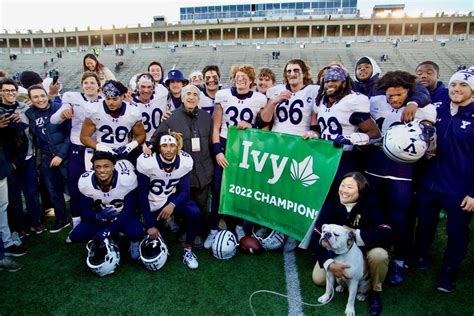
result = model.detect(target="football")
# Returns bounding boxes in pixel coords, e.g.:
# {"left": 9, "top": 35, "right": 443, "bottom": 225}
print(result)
{"left": 239, "top": 235, "right": 261, "bottom": 254}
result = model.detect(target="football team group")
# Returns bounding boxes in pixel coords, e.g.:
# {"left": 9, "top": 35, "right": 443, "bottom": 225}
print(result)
{"left": 0, "top": 51, "right": 473, "bottom": 315}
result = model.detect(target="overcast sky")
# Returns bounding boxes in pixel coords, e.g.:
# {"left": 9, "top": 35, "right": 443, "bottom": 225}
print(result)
{"left": 1, "top": 0, "right": 472, "bottom": 32}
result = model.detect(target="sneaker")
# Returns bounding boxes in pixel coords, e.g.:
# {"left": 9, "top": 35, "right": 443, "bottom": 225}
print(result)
{"left": 18, "top": 230, "right": 30, "bottom": 239}
{"left": 193, "top": 236, "right": 204, "bottom": 249}
{"left": 65, "top": 235, "right": 72, "bottom": 244}
{"left": 4, "top": 244, "right": 27, "bottom": 257}
{"left": 235, "top": 225, "right": 245, "bottom": 242}
{"left": 44, "top": 208, "right": 55, "bottom": 217}
{"left": 204, "top": 230, "right": 218, "bottom": 249}
{"left": 368, "top": 292, "right": 383, "bottom": 316}
{"left": 11, "top": 232, "right": 23, "bottom": 246}
{"left": 0, "top": 257, "right": 23, "bottom": 272}
{"left": 129, "top": 241, "right": 140, "bottom": 260}
{"left": 436, "top": 268, "right": 456, "bottom": 293}
{"left": 284, "top": 236, "right": 298, "bottom": 253}
{"left": 388, "top": 262, "right": 405, "bottom": 285}
{"left": 183, "top": 249, "right": 199, "bottom": 269}
{"left": 30, "top": 224, "right": 48, "bottom": 235}
{"left": 166, "top": 217, "right": 180, "bottom": 233}
{"left": 49, "top": 221, "right": 71, "bottom": 233}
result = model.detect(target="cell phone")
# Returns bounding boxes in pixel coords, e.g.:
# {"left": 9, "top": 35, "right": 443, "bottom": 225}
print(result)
{"left": 51, "top": 69, "right": 59, "bottom": 85}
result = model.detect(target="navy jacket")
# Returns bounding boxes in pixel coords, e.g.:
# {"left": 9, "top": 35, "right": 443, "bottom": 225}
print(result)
{"left": 25, "top": 102, "right": 71, "bottom": 158}
{"left": 429, "top": 81, "right": 450, "bottom": 108}
{"left": 313, "top": 191, "right": 392, "bottom": 267}
{"left": 421, "top": 101, "right": 474, "bottom": 199}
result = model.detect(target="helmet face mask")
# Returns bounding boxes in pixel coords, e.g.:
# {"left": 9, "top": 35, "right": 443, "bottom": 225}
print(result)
{"left": 383, "top": 120, "right": 434, "bottom": 163}
{"left": 139, "top": 236, "right": 169, "bottom": 271}
{"left": 212, "top": 230, "right": 238, "bottom": 260}
{"left": 86, "top": 238, "right": 121, "bottom": 277}
{"left": 252, "top": 227, "right": 286, "bottom": 251}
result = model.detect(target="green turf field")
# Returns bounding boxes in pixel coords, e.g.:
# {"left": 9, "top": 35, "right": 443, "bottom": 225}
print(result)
{"left": 1, "top": 218, "right": 473, "bottom": 315}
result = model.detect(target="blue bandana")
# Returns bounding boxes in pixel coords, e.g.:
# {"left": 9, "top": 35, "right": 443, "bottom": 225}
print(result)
{"left": 103, "top": 80, "right": 123, "bottom": 97}
{"left": 324, "top": 67, "right": 348, "bottom": 82}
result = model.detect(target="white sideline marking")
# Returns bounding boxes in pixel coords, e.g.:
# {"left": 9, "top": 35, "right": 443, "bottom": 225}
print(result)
{"left": 284, "top": 251, "right": 304, "bottom": 316}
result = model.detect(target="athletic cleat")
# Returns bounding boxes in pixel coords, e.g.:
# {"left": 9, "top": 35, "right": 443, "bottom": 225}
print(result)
{"left": 49, "top": 221, "right": 71, "bottom": 233}
{"left": 183, "top": 249, "right": 199, "bottom": 269}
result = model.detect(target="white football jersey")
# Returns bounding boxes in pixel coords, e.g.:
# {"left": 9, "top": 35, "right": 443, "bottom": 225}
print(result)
{"left": 86, "top": 101, "right": 142, "bottom": 149}
{"left": 267, "top": 84, "right": 319, "bottom": 136}
{"left": 78, "top": 168, "right": 137, "bottom": 214}
{"left": 51, "top": 92, "right": 102, "bottom": 145}
{"left": 215, "top": 88, "right": 267, "bottom": 139}
{"left": 370, "top": 95, "right": 437, "bottom": 136}
{"left": 136, "top": 151, "right": 194, "bottom": 211}
{"left": 315, "top": 92, "right": 370, "bottom": 141}
{"left": 198, "top": 90, "right": 216, "bottom": 116}
{"left": 130, "top": 94, "right": 168, "bottom": 141}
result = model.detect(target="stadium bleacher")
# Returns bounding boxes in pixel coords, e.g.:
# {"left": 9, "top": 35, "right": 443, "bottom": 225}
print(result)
{"left": 1, "top": 40, "right": 472, "bottom": 91}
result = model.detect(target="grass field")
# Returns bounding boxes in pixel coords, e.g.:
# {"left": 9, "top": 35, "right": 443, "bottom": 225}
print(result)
{"left": 1, "top": 217, "right": 473, "bottom": 316}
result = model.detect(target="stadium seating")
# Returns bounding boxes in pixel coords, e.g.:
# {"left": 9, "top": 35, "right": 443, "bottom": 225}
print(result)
{"left": 1, "top": 40, "right": 472, "bottom": 92}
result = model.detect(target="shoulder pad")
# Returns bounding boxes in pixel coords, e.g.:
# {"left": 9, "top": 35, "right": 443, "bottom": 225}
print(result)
{"left": 78, "top": 171, "right": 95, "bottom": 196}
{"left": 117, "top": 170, "right": 138, "bottom": 190}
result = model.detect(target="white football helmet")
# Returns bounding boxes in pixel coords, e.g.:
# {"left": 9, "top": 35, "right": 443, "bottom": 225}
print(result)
{"left": 383, "top": 120, "right": 435, "bottom": 163}
{"left": 139, "top": 236, "right": 169, "bottom": 271}
{"left": 86, "top": 238, "right": 120, "bottom": 277}
{"left": 252, "top": 227, "right": 286, "bottom": 251}
{"left": 212, "top": 230, "right": 238, "bottom": 260}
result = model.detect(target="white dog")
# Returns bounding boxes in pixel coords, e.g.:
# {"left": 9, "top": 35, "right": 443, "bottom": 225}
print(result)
{"left": 317, "top": 224, "right": 370, "bottom": 316}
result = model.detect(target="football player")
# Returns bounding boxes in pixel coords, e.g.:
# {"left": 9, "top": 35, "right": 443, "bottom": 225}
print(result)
{"left": 415, "top": 61, "right": 450, "bottom": 107}
{"left": 208, "top": 64, "right": 267, "bottom": 246}
{"left": 257, "top": 59, "right": 319, "bottom": 251}
{"left": 165, "top": 69, "right": 189, "bottom": 109}
{"left": 80, "top": 80, "right": 146, "bottom": 164}
{"left": 256, "top": 68, "right": 276, "bottom": 95}
{"left": 50, "top": 72, "right": 103, "bottom": 229}
{"left": 137, "top": 131, "right": 200, "bottom": 269}
{"left": 69, "top": 151, "right": 143, "bottom": 260}
{"left": 366, "top": 71, "right": 436, "bottom": 285}
{"left": 314, "top": 66, "right": 381, "bottom": 194}
{"left": 130, "top": 73, "right": 169, "bottom": 141}
{"left": 198, "top": 65, "right": 221, "bottom": 116}
{"left": 259, "top": 59, "right": 319, "bottom": 137}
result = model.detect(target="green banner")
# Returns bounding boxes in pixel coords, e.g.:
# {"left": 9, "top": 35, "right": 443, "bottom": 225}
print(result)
{"left": 220, "top": 127, "right": 342, "bottom": 242}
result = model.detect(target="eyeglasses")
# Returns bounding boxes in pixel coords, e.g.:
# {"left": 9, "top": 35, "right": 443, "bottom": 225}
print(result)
{"left": 2, "top": 89, "right": 17, "bottom": 94}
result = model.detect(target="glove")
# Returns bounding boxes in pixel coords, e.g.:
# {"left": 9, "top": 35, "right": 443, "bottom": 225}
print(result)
{"left": 333, "top": 135, "right": 352, "bottom": 148}
{"left": 96, "top": 207, "right": 119, "bottom": 223}
{"left": 113, "top": 140, "right": 138, "bottom": 159}
{"left": 94, "top": 229, "right": 111, "bottom": 243}
{"left": 96, "top": 143, "right": 115, "bottom": 154}
{"left": 421, "top": 124, "right": 437, "bottom": 158}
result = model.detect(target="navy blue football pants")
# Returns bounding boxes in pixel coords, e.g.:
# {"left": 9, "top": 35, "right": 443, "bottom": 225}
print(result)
{"left": 69, "top": 215, "right": 143, "bottom": 242}
{"left": 366, "top": 174, "right": 412, "bottom": 260}
{"left": 156, "top": 199, "right": 201, "bottom": 246}
{"left": 67, "top": 144, "right": 88, "bottom": 218}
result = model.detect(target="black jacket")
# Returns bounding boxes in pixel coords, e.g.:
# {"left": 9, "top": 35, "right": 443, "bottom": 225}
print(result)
{"left": 152, "top": 106, "right": 213, "bottom": 188}
{"left": 312, "top": 191, "right": 392, "bottom": 267}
